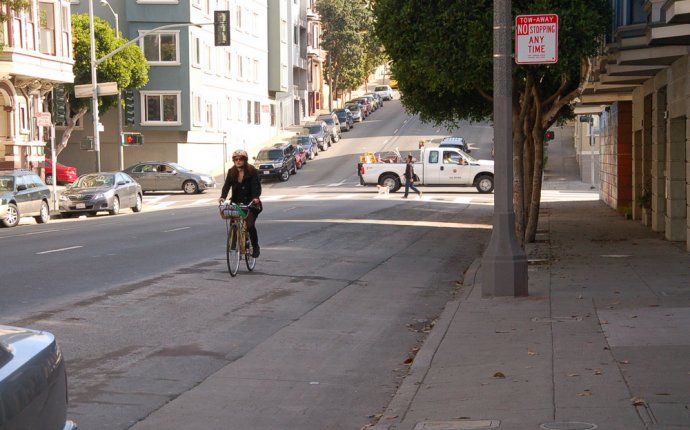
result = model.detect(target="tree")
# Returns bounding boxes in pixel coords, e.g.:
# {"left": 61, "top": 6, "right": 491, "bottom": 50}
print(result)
{"left": 373, "top": 0, "right": 610, "bottom": 243}
{"left": 56, "top": 14, "right": 149, "bottom": 155}
{"left": 316, "top": 0, "right": 372, "bottom": 100}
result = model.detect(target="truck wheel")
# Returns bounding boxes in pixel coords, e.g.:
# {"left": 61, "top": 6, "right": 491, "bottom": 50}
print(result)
{"left": 476, "top": 175, "right": 494, "bottom": 193}
{"left": 379, "top": 174, "right": 401, "bottom": 193}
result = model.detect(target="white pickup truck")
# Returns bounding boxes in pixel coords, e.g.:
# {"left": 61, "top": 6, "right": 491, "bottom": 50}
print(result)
{"left": 358, "top": 147, "right": 495, "bottom": 193}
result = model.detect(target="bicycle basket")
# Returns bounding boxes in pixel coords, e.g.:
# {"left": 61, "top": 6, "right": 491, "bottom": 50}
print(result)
{"left": 220, "top": 204, "right": 247, "bottom": 219}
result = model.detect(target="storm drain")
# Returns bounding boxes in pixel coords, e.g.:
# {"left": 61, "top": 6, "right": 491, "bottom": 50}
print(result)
{"left": 414, "top": 420, "right": 500, "bottom": 429}
{"left": 539, "top": 422, "right": 597, "bottom": 430}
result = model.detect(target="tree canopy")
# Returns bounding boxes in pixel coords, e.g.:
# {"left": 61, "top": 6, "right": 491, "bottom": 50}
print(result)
{"left": 373, "top": 0, "right": 610, "bottom": 242}
{"left": 56, "top": 14, "right": 149, "bottom": 154}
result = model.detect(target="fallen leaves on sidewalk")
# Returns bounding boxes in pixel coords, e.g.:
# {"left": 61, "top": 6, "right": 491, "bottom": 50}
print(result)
{"left": 618, "top": 359, "right": 630, "bottom": 364}
{"left": 577, "top": 390, "right": 593, "bottom": 396}
{"left": 528, "top": 350, "right": 538, "bottom": 356}
{"left": 567, "top": 373, "right": 580, "bottom": 377}
{"left": 493, "top": 372, "right": 506, "bottom": 379}
{"left": 631, "top": 397, "right": 647, "bottom": 406}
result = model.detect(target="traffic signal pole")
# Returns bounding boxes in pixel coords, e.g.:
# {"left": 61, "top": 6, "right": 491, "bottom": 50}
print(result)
{"left": 117, "top": 91, "right": 124, "bottom": 170}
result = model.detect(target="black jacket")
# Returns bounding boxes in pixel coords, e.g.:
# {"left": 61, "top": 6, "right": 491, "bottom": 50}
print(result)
{"left": 404, "top": 161, "right": 415, "bottom": 180}
{"left": 220, "top": 165, "right": 262, "bottom": 205}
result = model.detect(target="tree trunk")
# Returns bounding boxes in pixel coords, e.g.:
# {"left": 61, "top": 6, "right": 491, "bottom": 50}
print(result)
{"left": 525, "top": 85, "right": 545, "bottom": 244}
{"left": 56, "top": 105, "right": 88, "bottom": 156}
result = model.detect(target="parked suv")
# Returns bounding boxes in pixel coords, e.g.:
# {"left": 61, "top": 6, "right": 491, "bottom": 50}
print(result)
{"left": 254, "top": 143, "right": 298, "bottom": 182}
{"left": 316, "top": 113, "right": 342, "bottom": 143}
{"left": 333, "top": 108, "right": 354, "bottom": 131}
{"left": 439, "top": 136, "right": 470, "bottom": 153}
{"left": 0, "top": 169, "right": 51, "bottom": 227}
{"left": 302, "top": 121, "right": 332, "bottom": 150}
{"left": 374, "top": 85, "right": 394, "bottom": 101}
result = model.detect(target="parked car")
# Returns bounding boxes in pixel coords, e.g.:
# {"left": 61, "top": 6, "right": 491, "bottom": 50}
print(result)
{"left": 316, "top": 113, "right": 342, "bottom": 143}
{"left": 301, "top": 121, "right": 332, "bottom": 150}
{"left": 333, "top": 108, "right": 354, "bottom": 131}
{"left": 59, "top": 172, "right": 143, "bottom": 217}
{"left": 439, "top": 136, "right": 470, "bottom": 153}
{"left": 345, "top": 103, "right": 364, "bottom": 122}
{"left": 374, "top": 84, "right": 394, "bottom": 101}
{"left": 389, "top": 77, "right": 398, "bottom": 89}
{"left": 363, "top": 95, "right": 379, "bottom": 111}
{"left": 0, "top": 169, "right": 51, "bottom": 227}
{"left": 42, "top": 159, "right": 78, "bottom": 185}
{"left": 289, "top": 135, "right": 319, "bottom": 159}
{"left": 254, "top": 143, "right": 297, "bottom": 182}
{"left": 123, "top": 161, "right": 216, "bottom": 194}
{"left": 364, "top": 93, "right": 383, "bottom": 109}
{"left": 291, "top": 143, "right": 308, "bottom": 169}
{"left": 348, "top": 98, "right": 372, "bottom": 116}
{"left": 0, "top": 325, "right": 77, "bottom": 430}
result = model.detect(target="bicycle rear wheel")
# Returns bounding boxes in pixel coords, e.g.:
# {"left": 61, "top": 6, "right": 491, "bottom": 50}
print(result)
{"left": 226, "top": 224, "right": 240, "bottom": 276}
{"left": 245, "top": 238, "right": 256, "bottom": 271}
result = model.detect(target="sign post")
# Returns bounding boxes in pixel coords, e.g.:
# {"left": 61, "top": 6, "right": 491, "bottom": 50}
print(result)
{"left": 515, "top": 14, "right": 558, "bottom": 65}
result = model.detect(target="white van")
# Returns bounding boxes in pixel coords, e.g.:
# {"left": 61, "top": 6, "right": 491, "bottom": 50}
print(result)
{"left": 374, "top": 85, "right": 394, "bottom": 101}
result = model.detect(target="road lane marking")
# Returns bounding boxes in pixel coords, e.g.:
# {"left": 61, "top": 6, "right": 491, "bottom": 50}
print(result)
{"left": 0, "top": 228, "right": 65, "bottom": 239}
{"left": 268, "top": 218, "right": 493, "bottom": 230}
{"left": 36, "top": 245, "right": 83, "bottom": 255}
{"left": 327, "top": 179, "right": 347, "bottom": 187}
{"left": 164, "top": 227, "right": 190, "bottom": 233}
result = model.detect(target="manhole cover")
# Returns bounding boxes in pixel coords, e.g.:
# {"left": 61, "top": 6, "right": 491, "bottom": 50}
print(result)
{"left": 540, "top": 422, "right": 597, "bottom": 430}
{"left": 415, "top": 420, "right": 500, "bottom": 430}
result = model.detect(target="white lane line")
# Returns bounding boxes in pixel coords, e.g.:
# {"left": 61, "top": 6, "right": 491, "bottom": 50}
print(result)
{"left": 453, "top": 197, "right": 472, "bottom": 204}
{"left": 261, "top": 195, "right": 286, "bottom": 201}
{"left": 327, "top": 179, "right": 347, "bottom": 187}
{"left": 0, "top": 228, "right": 65, "bottom": 240}
{"left": 181, "top": 198, "right": 214, "bottom": 207}
{"left": 164, "top": 227, "right": 190, "bottom": 233}
{"left": 148, "top": 201, "right": 177, "bottom": 208}
{"left": 36, "top": 245, "right": 83, "bottom": 255}
{"left": 334, "top": 194, "right": 356, "bottom": 199}
{"left": 143, "top": 195, "right": 167, "bottom": 203}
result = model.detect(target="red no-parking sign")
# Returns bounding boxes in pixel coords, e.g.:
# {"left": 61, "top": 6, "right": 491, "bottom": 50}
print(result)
{"left": 515, "top": 14, "right": 558, "bottom": 64}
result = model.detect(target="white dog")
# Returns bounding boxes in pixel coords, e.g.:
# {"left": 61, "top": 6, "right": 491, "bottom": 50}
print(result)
{"left": 376, "top": 185, "right": 390, "bottom": 196}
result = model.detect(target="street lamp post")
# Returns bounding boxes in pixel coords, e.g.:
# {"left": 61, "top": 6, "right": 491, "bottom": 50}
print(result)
{"left": 100, "top": 0, "right": 124, "bottom": 170}
{"left": 88, "top": 0, "right": 101, "bottom": 172}
{"left": 481, "top": 0, "right": 528, "bottom": 296}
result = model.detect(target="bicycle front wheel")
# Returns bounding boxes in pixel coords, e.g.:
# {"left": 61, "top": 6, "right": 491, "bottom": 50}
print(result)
{"left": 226, "top": 224, "right": 241, "bottom": 276}
{"left": 245, "top": 238, "right": 256, "bottom": 271}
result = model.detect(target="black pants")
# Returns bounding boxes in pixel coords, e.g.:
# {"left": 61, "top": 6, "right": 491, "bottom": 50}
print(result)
{"left": 245, "top": 208, "right": 260, "bottom": 247}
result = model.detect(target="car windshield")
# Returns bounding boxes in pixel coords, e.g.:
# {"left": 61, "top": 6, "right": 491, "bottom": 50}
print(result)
{"left": 346, "top": 105, "right": 359, "bottom": 111}
{"left": 168, "top": 163, "right": 188, "bottom": 172}
{"left": 304, "top": 125, "right": 322, "bottom": 134}
{"left": 374, "top": 86, "right": 387, "bottom": 91}
{"left": 318, "top": 117, "right": 334, "bottom": 125}
{"left": 290, "top": 136, "right": 312, "bottom": 146}
{"left": 73, "top": 174, "right": 114, "bottom": 188}
{"left": 0, "top": 176, "right": 15, "bottom": 191}
{"left": 335, "top": 112, "right": 347, "bottom": 119}
{"left": 256, "top": 150, "right": 283, "bottom": 161}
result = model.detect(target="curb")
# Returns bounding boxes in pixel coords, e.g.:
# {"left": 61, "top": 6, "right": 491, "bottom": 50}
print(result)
{"left": 369, "top": 258, "right": 482, "bottom": 430}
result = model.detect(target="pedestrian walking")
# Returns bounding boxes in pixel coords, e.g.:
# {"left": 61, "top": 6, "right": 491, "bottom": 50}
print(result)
{"left": 402, "top": 154, "right": 422, "bottom": 199}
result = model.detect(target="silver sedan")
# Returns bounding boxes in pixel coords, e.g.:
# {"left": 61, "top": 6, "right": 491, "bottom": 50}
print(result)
{"left": 123, "top": 161, "right": 216, "bottom": 194}
{"left": 59, "top": 172, "right": 143, "bottom": 217}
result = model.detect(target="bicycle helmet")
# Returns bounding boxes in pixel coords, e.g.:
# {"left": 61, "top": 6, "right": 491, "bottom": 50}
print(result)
{"left": 232, "top": 149, "right": 248, "bottom": 160}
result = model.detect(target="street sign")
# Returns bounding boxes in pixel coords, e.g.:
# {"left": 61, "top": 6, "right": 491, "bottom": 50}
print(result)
{"left": 35, "top": 112, "right": 51, "bottom": 127}
{"left": 515, "top": 14, "right": 558, "bottom": 65}
{"left": 74, "top": 82, "right": 120, "bottom": 98}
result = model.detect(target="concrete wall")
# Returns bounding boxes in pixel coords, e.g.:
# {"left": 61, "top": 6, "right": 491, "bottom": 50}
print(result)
{"left": 601, "top": 102, "right": 633, "bottom": 211}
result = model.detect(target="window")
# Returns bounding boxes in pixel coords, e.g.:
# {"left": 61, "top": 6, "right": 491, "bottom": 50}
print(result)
{"left": 254, "top": 101, "right": 260, "bottom": 125}
{"left": 226, "top": 96, "right": 232, "bottom": 120}
{"left": 293, "top": 26, "right": 298, "bottom": 44}
{"left": 253, "top": 59, "right": 259, "bottom": 82}
{"left": 204, "top": 44, "right": 212, "bottom": 72}
{"left": 225, "top": 52, "right": 232, "bottom": 78}
{"left": 252, "top": 12, "right": 259, "bottom": 36}
{"left": 192, "top": 94, "right": 203, "bottom": 126}
{"left": 206, "top": 102, "right": 215, "bottom": 130}
{"left": 26, "top": 5, "right": 35, "bottom": 50}
{"left": 141, "top": 31, "right": 179, "bottom": 64}
{"left": 38, "top": 2, "right": 55, "bottom": 55}
{"left": 60, "top": 5, "right": 69, "bottom": 56}
{"left": 280, "top": 19, "right": 287, "bottom": 43}
{"left": 236, "top": 5, "right": 243, "bottom": 30}
{"left": 428, "top": 151, "right": 439, "bottom": 164}
{"left": 237, "top": 99, "right": 242, "bottom": 121}
{"left": 142, "top": 92, "right": 181, "bottom": 125}
{"left": 246, "top": 100, "right": 252, "bottom": 124}
{"left": 191, "top": 36, "right": 201, "bottom": 67}
{"left": 270, "top": 104, "right": 276, "bottom": 126}
{"left": 237, "top": 55, "right": 244, "bottom": 80}
{"left": 203, "top": 0, "right": 212, "bottom": 16}
{"left": 281, "top": 65, "right": 288, "bottom": 88}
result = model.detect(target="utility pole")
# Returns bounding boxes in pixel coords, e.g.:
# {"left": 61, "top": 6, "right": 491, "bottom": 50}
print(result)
{"left": 88, "top": 0, "right": 101, "bottom": 172}
{"left": 481, "top": 0, "right": 528, "bottom": 296}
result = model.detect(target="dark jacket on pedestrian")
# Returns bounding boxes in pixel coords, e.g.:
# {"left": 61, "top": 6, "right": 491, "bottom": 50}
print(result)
{"left": 404, "top": 160, "right": 415, "bottom": 181}
{"left": 220, "top": 164, "right": 262, "bottom": 206}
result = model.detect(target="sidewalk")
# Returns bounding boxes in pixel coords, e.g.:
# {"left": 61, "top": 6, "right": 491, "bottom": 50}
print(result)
{"left": 372, "top": 133, "right": 690, "bottom": 429}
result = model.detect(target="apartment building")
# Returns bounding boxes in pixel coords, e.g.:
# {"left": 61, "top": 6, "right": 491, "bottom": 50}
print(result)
{"left": 579, "top": 0, "right": 690, "bottom": 251}
{"left": 0, "top": 0, "right": 74, "bottom": 170}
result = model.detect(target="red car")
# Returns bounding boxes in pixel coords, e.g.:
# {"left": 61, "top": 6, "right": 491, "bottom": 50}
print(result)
{"left": 291, "top": 144, "right": 308, "bottom": 169}
{"left": 42, "top": 159, "right": 78, "bottom": 185}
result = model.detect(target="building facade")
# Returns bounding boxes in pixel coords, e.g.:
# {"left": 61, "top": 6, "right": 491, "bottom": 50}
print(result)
{"left": 64, "top": 0, "right": 311, "bottom": 178}
{"left": 306, "top": 0, "right": 327, "bottom": 115}
{"left": 580, "top": 0, "right": 690, "bottom": 251}
{"left": 0, "top": 0, "right": 74, "bottom": 171}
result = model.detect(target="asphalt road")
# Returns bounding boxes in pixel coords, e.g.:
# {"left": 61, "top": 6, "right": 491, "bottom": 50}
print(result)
{"left": 1, "top": 101, "right": 497, "bottom": 429}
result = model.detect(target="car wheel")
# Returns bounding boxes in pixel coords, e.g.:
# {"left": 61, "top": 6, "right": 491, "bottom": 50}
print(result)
{"left": 291, "top": 162, "right": 297, "bottom": 174}
{"left": 379, "top": 174, "right": 401, "bottom": 193}
{"left": 109, "top": 196, "right": 120, "bottom": 215}
{"left": 476, "top": 175, "right": 494, "bottom": 194}
{"left": 279, "top": 169, "right": 290, "bottom": 182}
{"left": 132, "top": 194, "right": 143, "bottom": 213}
{"left": 34, "top": 200, "right": 50, "bottom": 224}
{"left": 183, "top": 180, "right": 199, "bottom": 194}
{"left": 1, "top": 203, "right": 19, "bottom": 227}
{"left": 45, "top": 175, "right": 53, "bottom": 185}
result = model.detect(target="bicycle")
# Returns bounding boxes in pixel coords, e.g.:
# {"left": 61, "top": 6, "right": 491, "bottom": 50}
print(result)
{"left": 219, "top": 202, "right": 257, "bottom": 276}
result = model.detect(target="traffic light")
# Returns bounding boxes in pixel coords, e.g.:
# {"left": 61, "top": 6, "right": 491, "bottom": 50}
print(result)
{"left": 121, "top": 132, "right": 143, "bottom": 146}
{"left": 214, "top": 10, "right": 231, "bottom": 46}
{"left": 545, "top": 130, "right": 555, "bottom": 141}
{"left": 124, "top": 89, "right": 135, "bottom": 126}
{"left": 53, "top": 85, "right": 66, "bottom": 125}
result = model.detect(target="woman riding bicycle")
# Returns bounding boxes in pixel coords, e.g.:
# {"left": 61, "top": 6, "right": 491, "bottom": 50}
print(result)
{"left": 219, "top": 149, "right": 262, "bottom": 258}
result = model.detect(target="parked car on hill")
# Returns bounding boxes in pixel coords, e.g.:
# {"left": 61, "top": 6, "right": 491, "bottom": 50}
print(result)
{"left": 345, "top": 103, "right": 364, "bottom": 122}
{"left": 348, "top": 98, "right": 372, "bottom": 116}
{"left": 301, "top": 121, "right": 332, "bottom": 150}
{"left": 316, "top": 113, "right": 342, "bottom": 143}
{"left": 289, "top": 135, "right": 319, "bottom": 160}
{"left": 291, "top": 143, "right": 308, "bottom": 169}
{"left": 123, "top": 161, "right": 216, "bottom": 194}
{"left": 41, "top": 159, "right": 77, "bottom": 185}
{"left": 59, "top": 172, "right": 143, "bottom": 217}
{"left": 374, "top": 85, "right": 394, "bottom": 101}
{"left": 333, "top": 108, "right": 354, "bottom": 131}
{"left": 365, "top": 93, "right": 384, "bottom": 109}
{"left": 0, "top": 169, "right": 51, "bottom": 227}
{"left": 254, "top": 143, "right": 297, "bottom": 182}
{"left": 0, "top": 325, "right": 77, "bottom": 430}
